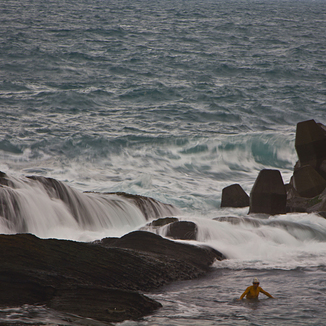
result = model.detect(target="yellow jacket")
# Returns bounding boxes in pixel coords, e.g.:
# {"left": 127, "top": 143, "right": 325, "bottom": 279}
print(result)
{"left": 240, "top": 285, "right": 274, "bottom": 299}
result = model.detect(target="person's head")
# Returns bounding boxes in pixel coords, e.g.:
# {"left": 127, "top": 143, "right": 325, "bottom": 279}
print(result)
{"left": 252, "top": 277, "right": 259, "bottom": 288}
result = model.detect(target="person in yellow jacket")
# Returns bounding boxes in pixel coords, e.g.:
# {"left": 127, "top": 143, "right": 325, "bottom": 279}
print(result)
{"left": 239, "top": 277, "right": 274, "bottom": 300}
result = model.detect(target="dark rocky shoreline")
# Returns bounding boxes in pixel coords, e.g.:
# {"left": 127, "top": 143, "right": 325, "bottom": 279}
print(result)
{"left": 0, "top": 231, "right": 224, "bottom": 324}
{"left": 0, "top": 170, "right": 224, "bottom": 324}
{"left": 1, "top": 119, "right": 325, "bottom": 324}
{"left": 221, "top": 119, "right": 326, "bottom": 217}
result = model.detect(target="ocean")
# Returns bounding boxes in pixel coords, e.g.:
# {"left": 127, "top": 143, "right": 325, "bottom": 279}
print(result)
{"left": 1, "top": 0, "right": 326, "bottom": 324}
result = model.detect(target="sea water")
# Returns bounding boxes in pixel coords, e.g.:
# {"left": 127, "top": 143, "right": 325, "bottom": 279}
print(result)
{"left": 1, "top": 0, "right": 326, "bottom": 324}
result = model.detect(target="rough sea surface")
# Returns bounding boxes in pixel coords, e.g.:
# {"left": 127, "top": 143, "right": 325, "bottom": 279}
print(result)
{"left": 1, "top": 0, "right": 326, "bottom": 325}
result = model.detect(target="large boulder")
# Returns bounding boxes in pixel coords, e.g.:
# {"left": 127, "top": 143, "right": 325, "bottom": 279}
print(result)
{"left": 293, "top": 165, "right": 326, "bottom": 198}
{"left": 249, "top": 169, "right": 287, "bottom": 215}
{"left": 295, "top": 120, "right": 326, "bottom": 172}
{"left": 220, "top": 184, "right": 249, "bottom": 208}
{"left": 286, "top": 120, "right": 326, "bottom": 212}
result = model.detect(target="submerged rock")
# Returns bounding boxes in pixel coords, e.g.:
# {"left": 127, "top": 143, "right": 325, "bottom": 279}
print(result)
{"left": 0, "top": 231, "right": 225, "bottom": 323}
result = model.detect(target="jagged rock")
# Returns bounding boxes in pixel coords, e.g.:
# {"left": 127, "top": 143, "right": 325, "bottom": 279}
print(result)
{"left": 220, "top": 184, "right": 249, "bottom": 208}
{"left": 249, "top": 169, "right": 287, "bottom": 215}
{"left": 165, "top": 221, "right": 198, "bottom": 240}
{"left": 0, "top": 231, "right": 225, "bottom": 323}
{"left": 295, "top": 119, "right": 326, "bottom": 171}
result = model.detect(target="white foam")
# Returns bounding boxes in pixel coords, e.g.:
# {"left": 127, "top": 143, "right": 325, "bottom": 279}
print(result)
{"left": 191, "top": 213, "right": 326, "bottom": 270}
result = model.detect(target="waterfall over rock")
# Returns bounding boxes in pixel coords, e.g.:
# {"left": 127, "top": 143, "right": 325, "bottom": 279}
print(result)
{"left": 0, "top": 173, "right": 180, "bottom": 240}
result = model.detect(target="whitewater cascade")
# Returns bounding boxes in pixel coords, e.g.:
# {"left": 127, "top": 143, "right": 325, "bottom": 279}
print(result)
{"left": 190, "top": 214, "right": 326, "bottom": 270}
{"left": 0, "top": 173, "right": 179, "bottom": 241}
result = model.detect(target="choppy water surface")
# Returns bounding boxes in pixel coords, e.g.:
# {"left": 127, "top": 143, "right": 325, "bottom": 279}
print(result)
{"left": 1, "top": 0, "right": 326, "bottom": 324}
{"left": 127, "top": 266, "right": 326, "bottom": 326}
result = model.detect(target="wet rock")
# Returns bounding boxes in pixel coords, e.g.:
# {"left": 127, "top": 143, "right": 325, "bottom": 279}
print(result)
{"left": 27, "top": 176, "right": 179, "bottom": 222}
{"left": 101, "top": 191, "right": 179, "bottom": 220}
{"left": 293, "top": 165, "right": 326, "bottom": 198}
{"left": 220, "top": 184, "right": 249, "bottom": 208}
{"left": 49, "top": 285, "right": 161, "bottom": 324}
{"left": 249, "top": 169, "right": 287, "bottom": 215}
{"left": 0, "top": 231, "right": 225, "bottom": 323}
{"left": 150, "top": 216, "right": 179, "bottom": 227}
{"left": 98, "top": 230, "right": 226, "bottom": 266}
{"left": 140, "top": 217, "right": 179, "bottom": 234}
{"left": 165, "top": 221, "right": 198, "bottom": 240}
